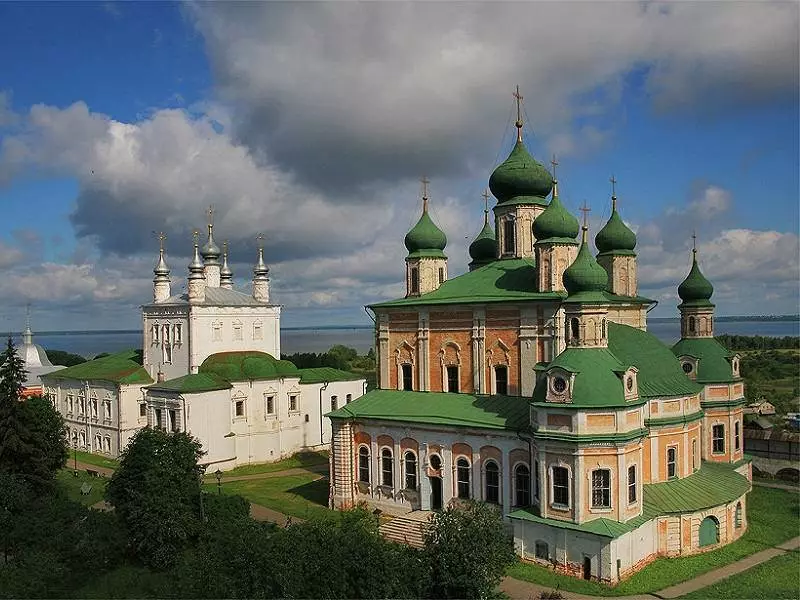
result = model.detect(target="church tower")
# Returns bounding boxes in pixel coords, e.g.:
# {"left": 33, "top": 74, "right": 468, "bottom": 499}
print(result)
{"left": 152, "top": 232, "right": 171, "bottom": 303}
{"left": 403, "top": 180, "right": 447, "bottom": 297}
{"left": 252, "top": 235, "right": 270, "bottom": 303}
{"left": 187, "top": 231, "right": 206, "bottom": 304}
{"left": 562, "top": 210, "right": 610, "bottom": 349}
{"left": 468, "top": 190, "right": 496, "bottom": 271}
{"left": 201, "top": 206, "right": 222, "bottom": 288}
{"left": 532, "top": 157, "right": 579, "bottom": 292}
{"left": 490, "top": 86, "right": 553, "bottom": 260}
{"left": 220, "top": 240, "right": 234, "bottom": 290}
{"left": 677, "top": 237, "right": 715, "bottom": 338}
{"left": 595, "top": 178, "right": 638, "bottom": 297}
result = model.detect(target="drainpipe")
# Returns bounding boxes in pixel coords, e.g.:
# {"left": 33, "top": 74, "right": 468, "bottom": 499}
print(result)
{"left": 179, "top": 394, "right": 187, "bottom": 432}
{"left": 319, "top": 381, "right": 329, "bottom": 444}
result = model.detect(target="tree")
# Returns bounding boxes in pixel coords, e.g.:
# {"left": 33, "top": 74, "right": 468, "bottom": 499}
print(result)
{"left": 0, "top": 337, "right": 35, "bottom": 480}
{"left": 106, "top": 428, "right": 205, "bottom": 569}
{"left": 21, "top": 395, "right": 68, "bottom": 479}
{"left": 423, "top": 501, "right": 516, "bottom": 599}
{"left": 43, "top": 349, "right": 87, "bottom": 367}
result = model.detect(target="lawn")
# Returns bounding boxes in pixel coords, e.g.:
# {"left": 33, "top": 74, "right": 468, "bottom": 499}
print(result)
{"left": 71, "top": 449, "right": 120, "bottom": 470}
{"left": 57, "top": 468, "right": 108, "bottom": 507}
{"left": 506, "top": 486, "right": 800, "bottom": 596}
{"left": 204, "top": 472, "right": 333, "bottom": 520}
{"left": 681, "top": 552, "right": 800, "bottom": 599}
{"left": 204, "top": 450, "right": 328, "bottom": 479}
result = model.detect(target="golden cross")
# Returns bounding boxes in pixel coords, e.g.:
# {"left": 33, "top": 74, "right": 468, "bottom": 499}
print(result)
{"left": 513, "top": 85, "right": 524, "bottom": 141}
{"left": 579, "top": 202, "right": 591, "bottom": 229}
{"left": 420, "top": 176, "right": 430, "bottom": 199}
{"left": 550, "top": 155, "right": 559, "bottom": 181}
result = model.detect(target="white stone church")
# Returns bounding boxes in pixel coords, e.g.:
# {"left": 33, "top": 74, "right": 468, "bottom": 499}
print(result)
{"left": 43, "top": 217, "right": 365, "bottom": 470}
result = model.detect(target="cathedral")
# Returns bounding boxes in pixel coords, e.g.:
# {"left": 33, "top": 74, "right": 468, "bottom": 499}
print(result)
{"left": 327, "top": 95, "right": 751, "bottom": 582}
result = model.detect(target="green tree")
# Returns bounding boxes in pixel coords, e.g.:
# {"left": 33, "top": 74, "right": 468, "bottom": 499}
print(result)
{"left": 43, "top": 349, "right": 87, "bottom": 367}
{"left": 0, "top": 337, "right": 36, "bottom": 480}
{"left": 423, "top": 501, "right": 516, "bottom": 599}
{"left": 106, "top": 428, "right": 205, "bottom": 569}
{"left": 21, "top": 395, "right": 68, "bottom": 478}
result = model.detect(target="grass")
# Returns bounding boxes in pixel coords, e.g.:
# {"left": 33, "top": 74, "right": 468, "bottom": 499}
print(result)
{"left": 204, "top": 472, "right": 333, "bottom": 520}
{"left": 71, "top": 449, "right": 120, "bottom": 470}
{"left": 57, "top": 468, "right": 108, "bottom": 507}
{"left": 506, "top": 486, "right": 800, "bottom": 596}
{"left": 204, "top": 450, "right": 328, "bottom": 479}
{"left": 681, "top": 552, "right": 800, "bottom": 599}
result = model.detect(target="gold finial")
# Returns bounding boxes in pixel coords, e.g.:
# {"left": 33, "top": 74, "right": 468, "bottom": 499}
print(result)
{"left": 157, "top": 231, "right": 166, "bottom": 252}
{"left": 481, "top": 189, "right": 490, "bottom": 224}
{"left": 192, "top": 229, "right": 200, "bottom": 246}
{"left": 579, "top": 202, "right": 591, "bottom": 243}
{"left": 610, "top": 175, "right": 617, "bottom": 211}
{"left": 513, "top": 85, "right": 524, "bottom": 142}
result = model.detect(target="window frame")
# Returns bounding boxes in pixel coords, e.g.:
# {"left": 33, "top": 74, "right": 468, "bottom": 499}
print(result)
{"left": 551, "top": 465, "right": 570, "bottom": 508}
{"left": 456, "top": 457, "right": 471, "bottom": 499}
{"left": 484, "top": 460, "right": 500, "bottom": 504}
{"left": 357, "top": 446, "right": 370, "bottom": 484}
{"left": 734, "top": 421, "right": 740, "bottom": 451}
{"left": 380, "top": 447, "right": 393, "bottom": 488}
{"left": 591, "top": 469, "right": 612, "bottom": 510}
{"left": 627, "top": 465, "right": 637, "bottom": 504}
{"left": 288, "top": 394, "right": 299, "bottom": 413}
{"left": 446, "top": 365, "right": 460, "bottom": 393}
{"left": 410, "top": 267, "right": 419, "bottom": 294}
{"left": 712, "top": 424, "right": 725, "bottom": 454}
{"left": 401, "top": 363, "right": 413, "bottom": 391}
{"left": 331, "top": 395, "right": 338, "bottom": 411}
{"left": 265, "top": 395, "right": 275, "bottom": 416}
{"left": 502, "top": 218, "right": 515, "bottom": 255}
{"left": 234, "top": 399, "right": 245, "bottom": 418}
{"left": 494, "top": 365, "right": 508, "bottom": 396}
{"left": 514, "top": 463, "right": 531, "bottom": 507}
{"left": 667, "top": 446, "right": 678, "bottom": 478}
{"left": 404, "top": 450, "right": 418, "bottom": 491}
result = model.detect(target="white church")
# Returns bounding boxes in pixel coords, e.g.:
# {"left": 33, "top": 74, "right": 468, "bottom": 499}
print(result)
{"left": 42, "top": 215, "right": 366, "bottom": 470}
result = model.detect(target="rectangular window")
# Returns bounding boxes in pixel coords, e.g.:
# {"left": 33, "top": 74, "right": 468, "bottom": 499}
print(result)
{"left": 151, "top": 324, "right": 159, "bottom": 344}
{"left": 266, "top": 396, "right": 275, "bottom": 415}
{"left": 381, "top": 449, "right": 393, "bottom": 487}
{"left": 139, "top": 403, "right": 147, "bottom": 418}
{"left": 446, "top": 366, "right": 459, "bottom": 393}
{"left": 289, "top": 395, "right": 298, "bottom": 412}
{"left": 233, "top": 322, "right": 243, "bottom": 341}
{"left": 552, "top": 466, "right": 569, "bottom": 506}
{"left": 67, "top": 395, "right": 74, "bottom": 415}
{"left": 173, "top": 324, "right": 182, "bottom": 344}
{"left": 331, "top": 396, "right": 338, "bottom": 411}
{"left": 162, "top": 324, "right": 170, "bottom": 345}
{"left": 212, "top": 322, "right": 222, "bottom": 342}
{"left": 712, "top": 424, "right": 725, "bottom": 454}
{"left": 503, "top": 219, "right": 515, "bottom": 254}
{"left": 591, "top": 469, "right": 611, "bottom": 509}
{"left": 410, "top": 267, "right": 419, "bottom": 294}
{"left": 103, "top": 436, "right": 111, "bottom": 453}
{"left": 401, "top": 364, "right": 413, "bottom": 391}
{"left": 346, "top": 394, "right": 352, "bottom": 404}
{"left": 438, "top": 267, "right": 444, "bottom": 285}
{"left": 169, "top": 409, "right": 178, "bottom": 432}
{"left": 155, "top": 409, "right": 163, "bottom": 430}
{"left": 692, "top": 439, "right": 697, "bottom": 472}
{"left": 734, "top": 422, "right": 740, "bottom": 451}
{"left": 667, "top": 447, "right": 677, "bottom": 478}
{"left": 494, "top": 365, "right": 508, "bottom": 395}
{"left": 404, "top": 452, "right": 417, "bottom": 490}
{"left": 628, "top": 465, "right": 637, "bottom": 503}
{"left": 235, "top": 400, "right": 245, "bottom": 417}
{"left": 253, "top": 322, "right": 263, "bottom": 340}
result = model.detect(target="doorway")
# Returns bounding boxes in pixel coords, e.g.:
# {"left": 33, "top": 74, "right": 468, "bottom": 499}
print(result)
{"left": 430, "top": 476, "right": 443, "bottom": 510}
{"left": 582, "top": 556, "right": 592, "bottom": 580}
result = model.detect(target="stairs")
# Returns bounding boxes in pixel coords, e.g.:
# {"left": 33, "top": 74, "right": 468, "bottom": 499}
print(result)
{"left": 379, "top": 511, "right": 432, "bottom": 548}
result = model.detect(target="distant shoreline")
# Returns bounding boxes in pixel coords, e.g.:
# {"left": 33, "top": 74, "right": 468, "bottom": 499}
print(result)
{"left": 648, "top": 315, "right": 800, "bottom": 323}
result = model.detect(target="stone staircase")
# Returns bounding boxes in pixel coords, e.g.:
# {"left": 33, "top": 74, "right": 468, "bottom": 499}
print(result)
{"left": 379, "top": 511, "right": 432, "bottom": 548}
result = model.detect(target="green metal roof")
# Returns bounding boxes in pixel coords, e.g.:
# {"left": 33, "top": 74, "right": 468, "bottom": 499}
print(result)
{"left": 533, "top": 348, "right": 629, "bottom": 407}
{"left": 299, "top": 367, "right": 365, "bottom": 384}
{"left": 509, "top": 460, "right": 750, "bottom": 538}
{"left": 672, "top": 337, "right": 739, "bottom": 384}
{"left": 595, "top": 203, "right": 636, "bottom": 253}
{"left": 44, "top": 349, "right": 152, "bottom": 385}
{"left": 404, "top": 203, "right": 447, "bottom": 257}
{"left": 532, "top": 188, "right": 579, "bottom": 241}
{"left": 468, "top": 214, "right": 496, "bottom": 267}
{"left": 199, "top": 351, "right": 299, "bottom": 381}
{"left": 489, "top": 140, "right": 553, "bottom": 204}
{"left": 678, "top": 250, "right": 714, "bottom": 307}
{"left": 563, "top": 234, "right": 609, "bottom": 297}
{"left": 326, "top": 389, "right": 530, "bottom": 431}
{"left": 147, "top": 372, "right": 232, "bottom": 394}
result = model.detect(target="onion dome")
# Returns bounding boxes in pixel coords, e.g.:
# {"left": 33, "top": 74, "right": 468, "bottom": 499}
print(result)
{"left": 188, "top": 234, "right": 205, "bottom": 280}
{"left": 201, "top": 222, "right": 221, "bottom": 265}
{"left": 253, "top": 243, "right": 269, "bottom": 280}
{"left": 489, "top": 140, "right": 553, "bottom": 204}
{"left": 595, "top": 196, "right": 636, "bottom": 253}
{"left": 404, "top": 198, "right": 447, "bottom": 258}
{"left": 220, "top": 241, "right": 233, "bottom": 283}
{"left": 153, "top": 235, "right": 170, "bottom": 282}
{"left": 469, "top": 210, "right": 496, "bottom": 266}
{"left": 678, "top": 247, "right": 714, "bottom": 306}
{"left": 563, "top": 225, "right": 609, "bottom": 297}
{"left": 533, "top": 180, "right": 579, "bottom": 241}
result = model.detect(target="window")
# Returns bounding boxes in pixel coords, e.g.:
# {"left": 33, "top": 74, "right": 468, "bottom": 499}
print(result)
{"left": 570, "top": 317, "right": 580, "bottom": 340}
{"left": 692, "top": 439, "right": 698, "bottom": 471}
{"left": 735, "top": 502, "right": 742, "bottom": 528}
{"left": 67, "top": 395, "right": 74, "bottom": 415}
{"left": 253, "top": 322, "right": 263, "bottom": 340}
{"left": 456, "top": 458, "right": 471, "bottom": 499}
{"left": 212, "top": 321, "right": 222, "bottom": 342}
{"left": 667, "top": 447, "right": 677, "bottom": 478}
{"left": 601, "top": 318, "right": 607, "bottom": 339}
{"left": 94, "top": 434, "right": 102, "bottom": 452}
{"left": 151, "top": 324, "right": 159, "bottom": 344}
{"left": 79, "top": 430, "right": 86, "bottom": 448}
{"left": 235, "top": 400, "right": 245, "bottom": 417}
{"left": 682, "top": 362, "right": 694, "bottom": 374}
{"left": 266, "top": 396, "right": 275, "bottom": 415}
{"left": 534, "top": 541, "right": 549, "bottom": 560}
{"left": 401, "top": 364, "right": 413, "bottom": 391}
{"left": 735, "top": 421, "right": 740, "bottom": 450}
{"left": 162, "top": 324, "right": 170, "bottom": 345}
{"left": 410, "top": 267, "right": 419, "bottom": 294}
{"left": 163, "top": 339, "right": 172, "bottom": 364}
{"left": 232, "top": 321, "right": 243, "bottom": 341}
{"left": 503, "top": 219, "right": 515, "bottom": 254}
{"left": 689, "top": 316, "right": 696, "bottom": 333}
{"left": 485, "top": 461, "right": 500, "bottom": 504}
{"left": 494, "top": 365, "right": 508, "bottom": 395}
{"left": 446, "top": 366, "right": 459, "bottom": 393}
{"left": 381, "top": 448, "right": 393, "bottom": 487}
{"left": 628, "top": 465, "right": 637, "bottom": 503}
{"left": 169, "top": 409, "right": 178, "bottom": 432}
{"left": 429, "top": 454, "right": 442, "bottom": 470}
{"left": 346, "top": 394, "right": 352, "bottom": 404}
{"left": 712, "top": 424, "right": 725, "bottom": 454}
{"left": 289, "top": 395, "right": 298, "bottom": 412}
{"left": 515, "top": 464, "right": 531, "bottom": 506}
{"left": 173, "top": 324, "right": 182, "bottom": 344}
{"left": 103, "top": 436, "right": 111, "bottom": 454}
{"left": 404, "top": 451, "right": 417, "bottom": 490}
{"left": 103, "top": 400, "right": 111, "bottom": 421}
{"left": 155, "top": 409, "right": 163, "bottom": 430}
{"left": 358, "top": 446, "right": 370, "bottom": 483}
{"left": 534, "top": 460, "right": 540, "bottom": 501}
{"left": 139, "top": 402, "right": 147, "bottom": 418}
{"left": 331, "top": 396, "right": 338, "bottom": 411}
{"left": 552, "top": 466, "right": 569, "bottom": 506}
{"left": 91, "top": 398, "right": 98, "bottom": 419}
{"left": 591, "top": 469, "right": 611, "bottom": 509}
{"left": 438, "top": 267, "right": 444, "bottom": 285}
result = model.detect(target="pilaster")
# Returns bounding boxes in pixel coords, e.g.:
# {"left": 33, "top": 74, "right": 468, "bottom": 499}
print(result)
{"left": 519, "top": 307, "right": 537, "bottom": 396}
{"left": 472, "top": 308, "right": 486, "bottom": 393}
{"left": 418, "top": 310, "right": 430, "bottom": 391}
{"left": 378, "top": 314, "right": 390, "bottom": 389}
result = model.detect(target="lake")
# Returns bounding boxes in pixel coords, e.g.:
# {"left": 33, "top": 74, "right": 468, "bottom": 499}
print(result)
{"left": 12, "top": 319, "right": 799, "bottom": 360}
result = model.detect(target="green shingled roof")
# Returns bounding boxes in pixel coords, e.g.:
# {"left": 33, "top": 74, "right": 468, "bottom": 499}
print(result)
{"left": 326, "top": 389, "right": 530, "bottom": 431}
{"left": 404, "top": 204, "right": 447, "bottom": 258}
{"left": 678, "top": 250, "right": 714, "bottom": 307}
{"left": 44, "top": 349, "right": 152, "bottom": 385}
{"left": 147, "top": 372, "right": 233, "bottom": 394}
{"left": 489, "top": 140, "right": 553, "bottom": 204}
{"left": 532, "top": 189, "right": 579, "bottom": 241}
{"left": 509, "top": 460, "right": 749, "bottom": 538}
{"left": 595, "top": 204, "right": 637, "bottom": 254}
{"left": 299, "top": 367, "right": 365, "bottom": 384}
{"left": 672, "top": 337, "right": 739, "bottom": 384}
{"left": 468, "top": 215, "right": 496, "bottom": 267}
{"left": 199, "top": 351, "right": 299, "bottom": 381}
{"left": 533, "top": 348, "right": 629, "bottom": 407}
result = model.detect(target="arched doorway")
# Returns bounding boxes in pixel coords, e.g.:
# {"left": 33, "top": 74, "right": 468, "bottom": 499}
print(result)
{"left": 699, "top": 516, "right": 720, "bottom": 547}
{"left": 429, "top": 453, "right": 443, "bottom": 510}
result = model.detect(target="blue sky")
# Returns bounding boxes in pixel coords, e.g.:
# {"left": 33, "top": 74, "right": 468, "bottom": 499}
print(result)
{"left": 0, "top": 1, "right": 797, "bottom": 330}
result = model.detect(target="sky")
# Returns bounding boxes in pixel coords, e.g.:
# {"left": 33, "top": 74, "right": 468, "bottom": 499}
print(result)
{"left": 0, "top": 1, "right": 798, "bottom": 331}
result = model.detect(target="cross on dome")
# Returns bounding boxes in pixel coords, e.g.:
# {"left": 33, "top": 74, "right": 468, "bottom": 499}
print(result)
{"left": 513, "top": 85, "right": 524, "bottom": 141}
{"left": 550, "top": 155, "right": 559, "bottom": 181}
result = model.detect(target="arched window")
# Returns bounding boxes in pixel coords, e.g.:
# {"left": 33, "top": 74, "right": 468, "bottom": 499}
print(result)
{"left": 515, "top": 464, "right": 531, "bottom": 506}
{"left": 485, "top": 461, "right": 500, "bottom": 504}
{"left": 404, "top": 451, "right": 418, "bottom": 490}
{"left": 438, "top": 267, "right": 444, "bottom": 285}
{"left": 503, "top": 219, "right": 515, "bottom": 255}
{"left": 358, "top": 446, "right": 370, "bottom": 483}
{"left": 410, "top": 267, "right": 419, "bottom": 294}
{"left": 381, "top": 448, "right": 393, "bottom": 487}
{"left": 456, "top": 458, "right": 471, "bottom": 499}
{"left": 628, "top": 465, "right": 637, "bottom": 503}
{"left": 735, "top": 502, "right": 742, "bottom": 528}
{"left": 601, "top": 318, "right": 607, "bottom": 339}
{"left": 667, "top": 447, "right": 678, "bottom": 478}
{"left": 429, "top": 454, "right": 442, "bottom": 470}
{"left": 534, "top": 540, "right": 549, "bottom": 560}
{"left": 689, "top": 316, "right": 696, "bottom": 333}
{"left": 570, "top": 318, "right": 580, "bottom": 340}
{"left": 699, "top": 516, "right": 720, "bottom": 547}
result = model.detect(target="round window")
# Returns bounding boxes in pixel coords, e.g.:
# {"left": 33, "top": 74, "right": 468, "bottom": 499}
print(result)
{"left": 626, "top": 376, "right": 634, "bottom": 391}
{"left": 553, "top": 377, "right": 567, "bottom": 393}
{"left": 429, "top": 454, "right": 442, "bottom": 470}
{"left": 682, "top": 362, "right": 693, "bottom": 374}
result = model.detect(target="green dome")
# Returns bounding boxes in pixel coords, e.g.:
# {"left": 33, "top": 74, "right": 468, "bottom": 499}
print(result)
{"left": 469, "top": 214, "right": 496, "bottom": 265}
{"left": 489, "top": 140, "right": 553, "bottom": 203}
{"left": 563, "top": 232, "right": 609, "bottom": 295}
{"left": 404, "top": 202, "right": 447, "bottom": 257}
{"left": 533, "top": 185, "right": 579, "bottom": 241}
{"left": 678, "top": 250, "right": 714, "bottom": 305}
{"left": 595, "top": 201, "right": 636, "bottom": 253}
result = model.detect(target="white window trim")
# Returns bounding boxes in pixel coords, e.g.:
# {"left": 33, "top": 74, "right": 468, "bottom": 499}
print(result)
{"left": 627, "top": 464, "right": 638, "bottom": 506}
{"left": 511, "top": 461, "right": 531, "bottom": 507}
{"left": 666, "top": 445, "right": 679, "bottom": 478}
{"left": 588, "top": 467, "right": 613, "bottom": 513}
{"left": 232, "top": 393, "right": 247, "bottom": 421}
{"left": 403, "top": 449, "right": 418, "bottom": 491}
{"left": 379, "top": 446, "right": 394, "bottom": 489}
{"left": 483, "top": 459, "right": 501, "bottom": 504}
{"left": 711, "top": 422, "right": 726, "bottom": 455}
{"left": 357, "top": 444, "right": 371, "bottom": 484}
{"left": 549, "top": 463, "right": 572, "bottom": 510}
{"left": 454, "top": 455, "right": 472, "bottom": 499}
{"left": 288, "top": 392, "right": 300, "bottom": 414}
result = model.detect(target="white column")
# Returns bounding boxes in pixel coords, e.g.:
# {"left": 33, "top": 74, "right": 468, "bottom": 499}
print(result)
{"left": 472, "top": 449, "right": 481, "bottom": 500}
{"left": 501, "top": 446, "right": 511, "bottom": 518}
{"left": 442, "top": 445, "right": 453, "bottom": 506}
{"left": 394, "top": 440, "right": 402, "bottom": 496}
{"left": 617, "top": 448, "right": 625, "bottom": 519}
